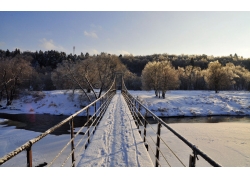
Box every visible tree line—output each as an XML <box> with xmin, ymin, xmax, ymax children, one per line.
<box><xmin>141</xmin><ymin>60</ymin><xmax>250</xmax><ymax>98</ymax></box>
<box><xmin>1</xmin><ymin>48</ymin><xmax>250</xmax><ymax>105</ymax></box>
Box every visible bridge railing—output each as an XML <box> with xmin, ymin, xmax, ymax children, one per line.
<box><xmin>0</xmin><ymin>79</ymin><xmax>116</xmax><ymax>167</ymax></box>
<box><xmin>121</xmin><ymin>79</ymin><xmax>222</xmax><ymax>167</ymax></box>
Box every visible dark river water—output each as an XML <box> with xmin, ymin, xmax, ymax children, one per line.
<box><xmin>1</xmin><ymin>113</ymin><xmax>250</xmax><ymax>135</ymax></box>
<box><xmin>0</xmin><ymin>113</ymin><xmax>88</xmax><ymax>135</ymax></box>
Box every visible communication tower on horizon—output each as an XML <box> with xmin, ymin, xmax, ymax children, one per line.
<box><xmin>73</xmin><ymin>46</ymin><xmax>75</xmax><ymax>55</ymax></box>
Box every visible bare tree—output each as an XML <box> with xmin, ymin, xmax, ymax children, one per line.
<box><xmin>90</xmin><ymin>53</ymin><xmax>129</xmax><ymax>98</ymax></box>
<box><xmin>51</xmin><ymin>60</ymin><xmax>92</xmax><ymax>102</ymax></box>
<box><xmin>51</xmin><ymin>53</ymin><xmax>129</xmax><ymax>102</ymax></box>
<box><xmin>0</xmin><ymin>57</ymin><xmax>33</xmax><ymax>105</ymax></box>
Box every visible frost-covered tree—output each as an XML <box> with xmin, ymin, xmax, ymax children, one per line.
<box><xmin>141</xmin><ymin>61</ymin><xmax>161</xmax><ymax>97</ymax></box>
<box><xmin>178</xmin><ymin>65</ymin><xmax>206</xmax><ymax>90</ymax></box>
<box><xmin>158</xmin><ymin>61</ymin><xmax>179</xmax><ymax>98</ymax></box>
<box><xmin>142</xmin><ymin>61</ymin><xmax>179</xmax><ymax>98</ymax></box>
<box><xmin>205</xmin><ymin>61</ymin><xmax>234</xmax><ymax>93</ymax></box>
<box><xmin>225</xmin><ymin>63</ymin><xmax>250</xmax><ymax>90</ymax></box>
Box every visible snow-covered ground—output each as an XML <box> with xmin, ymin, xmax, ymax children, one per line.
<box><xmin>129</xmin><ymin>90</ymin><xmax>250</xmax><ymax>117</ymax></box>
<box><xmin>1</xmin><ymin>90</ymin><xmax>250</xmax><ymax>117</ymax></box>
<box><xmin>0</xmin><ymin>90</ymin><xmax>96</xmax><ymax>116</ymax></box>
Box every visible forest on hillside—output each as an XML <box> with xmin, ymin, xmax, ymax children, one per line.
<box><xmin>1</xmin><ymin>48</ymin><xmax>250</xmax><ymax>105</ymax></box>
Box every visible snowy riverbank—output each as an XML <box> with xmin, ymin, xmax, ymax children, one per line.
<box><xmin>1</xmin><ymin>90</ymin><xmax>250</xmax><ymax>117</ymax></box>
<box><xmin>130</xmin><ymin>90</ymin><xmax>250</xmax><ymax>117</ymax></box>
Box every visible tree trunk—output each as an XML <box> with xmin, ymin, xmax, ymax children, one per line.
<box><xmin>84</xmin><ymin>75</ymin><xmax>98</xmax><ymax>99</ymax></box>
<box><xmin>4</xmin><ymin>83</ymin><xmax>11</xmax><ymax>106</ymax></box>
<box><xmin>0</xmin><ymin>90</ymin><xmax>2</xmax><ymax>101</ymax></box>
<box><xmin>158</xmin><ymin>91</ymin><xmax>161</xmax><ymax>98</ymax></box>
<box><xmin>6</xmin><ymin>99</ymin><xmax>12</xmax><ymax>106</ymax></box>
<box><xmin>155</xmin><ymin>90</ymin><xmax>158</xmax><ymax>97</ymax></box>
<box><xmin>162</xmin><ymin>91</ymin><xmax>165</xmax><ymax>99</ymax></box>
<box><xmin>66</xmin><ymin>66</ymin><xmax>92</xmax><ymax>103</ymax></box>
<box><xmin>98</xmin><ymin>86</ymin><xmax>103</xmax><ymax>99</ymax></box>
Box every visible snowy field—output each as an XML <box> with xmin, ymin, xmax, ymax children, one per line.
<box><xmin>0</xmin><ymin>90</ymin><xmax>95</xmax><ymax>116</ymax></box>
<box><xmin>129</xmin><ymin>90</ymin><xmax>250</xmax><ymax>117</ymax></box>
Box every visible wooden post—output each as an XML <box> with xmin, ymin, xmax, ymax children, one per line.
<box><xmin>155</xmin><ymin>122</ymin><xmax>161</xmax><ymax>167</ymax></box>
<box><xmin>26</xmin><ymin>146</ymin><xmax>32</xmax><ymax>167</ymax></box>
<box><xmin>70</xmin><ymin>118</ymin><xmax>75</xmax><ymax>167</ymax></box>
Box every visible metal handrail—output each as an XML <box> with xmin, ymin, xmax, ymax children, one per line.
<box><xmin>0</xmin><ymin>79</ymin><xmax>116</xmax><ymax>166</ymax></box>
<box><xmin>122</xmin><ymin>92</ymin><xmax>185</xmax><ymax>167</ymax></box>
<box><xmin>121</xmin><ymin>78</ymin><xmax>222</xmax><ymax>167</ymax></box>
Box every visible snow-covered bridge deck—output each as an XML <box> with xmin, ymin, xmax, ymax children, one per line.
<box><xmin>77</xmin><ymin>93</ymin><xmax>153</xmax><ymax>167</ymax></box>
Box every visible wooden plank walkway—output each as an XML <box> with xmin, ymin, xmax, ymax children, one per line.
<box><xmin>77</xmin><ymin>93</ymin><xmax>153</xmax><ymax>167</ymax></box>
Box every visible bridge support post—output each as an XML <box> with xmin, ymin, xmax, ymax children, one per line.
<box><xmin>143</xmin><ymin>111</ymin><xmax>147</xmax><ymax>143</ymax></box>
<box><xmin>100</xmin><ymin>97</ymin><xmax>103</xmax><ymax>117</ymax></box>
<box><xmin>189</xmin><ymin>150</ymin><xmax>197</xmax><ymax>167</ymax></box>
<box><xmin>143</xmin><ymin>110</ymin><xmax>148</xmax><ymax>151</ymax></box>
<box><xmin>87</xmin><ymin>107</ymin><xmax>90</xmax><ymax>144</ymax></box>
<box><xmin>85</xmin><ymin>107</ymin><xmax>90</xmax><ymax>149</ymax></box>
<box><xmin>134</xmin><ymin>101</ymin><xmax>138</xmax><ymax>128</ymax></box>
<box><xmin>155</xmin><ymin>122</ymin><xmax>161</xmax><ymax>167</ymax></box>
<box><xmin>26</xmin><ymin>145</ymin><xmax>32</xmax><ymax>167</ymax></box>
<box><xmin>94</xmin><ymin>102</ymin><xmax>97</xmax><ymax>118</ymax></box>
<box><xmin>93</xmin><ymin>103</ymin><xmax>96</xmax><ymax>134</ymax></box>
<box><xmin>70</xmin><ymin>118</ymin><xmax>75</xmax><ymax>167</ymax></box>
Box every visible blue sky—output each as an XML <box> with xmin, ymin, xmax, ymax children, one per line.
<box><xmin>1</xmin><ymin>6</ymin><xmax>250</xmax><ymax>58</ymax></box>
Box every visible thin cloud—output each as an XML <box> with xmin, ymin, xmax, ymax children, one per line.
<box><xmin>118</xmin><ymin>50</ymin><xmax>131</xmax><ymax>55</ymax></box>
<box><xmin>90</xmin><ymin>49</ymin><xmax>99</xmax><ymax>55</ymax></box>
<box><xmin>39</xmin><ymin>38</ymin><xmax>65</xmax><ymax>51</ymax></box>
<box><xmin>84</xmin><ymin>31</ymin><xmax>98</xmax><ymax>39</ymax></box>
<box><xmin>0</xmin><ymin>42</ymin><xmax>5</xmax><ymax>47</ymax></box>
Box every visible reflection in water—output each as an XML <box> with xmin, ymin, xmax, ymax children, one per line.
<box><xmin>27</xmin><ymin>114</ymin><xmax>35</xmax><ymax>123</ymax></box>
<box><xmin>0</xmin><ymin>113</ymin><xmax>87</xmax><ymax>136</ymax></box>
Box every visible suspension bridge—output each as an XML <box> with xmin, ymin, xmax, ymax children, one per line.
<box><xmin>0</xmin><ymin>74</ymin><xmax>221</xmax><ymax>167</ymax></box>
